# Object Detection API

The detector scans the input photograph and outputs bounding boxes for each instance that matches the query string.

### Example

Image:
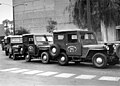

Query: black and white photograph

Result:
[0,0,120,86]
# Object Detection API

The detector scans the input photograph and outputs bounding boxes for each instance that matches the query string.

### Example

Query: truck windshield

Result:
[36,36,46,42]
[81,33,95,40]
[80,32,97,45]
[11,37,22,43]
[46,36,53,42]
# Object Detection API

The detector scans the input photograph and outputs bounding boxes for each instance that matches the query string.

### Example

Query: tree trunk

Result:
[101,21,116,42]
[101,21,108,42]
[107,23,116,42]
[87,0,92,31]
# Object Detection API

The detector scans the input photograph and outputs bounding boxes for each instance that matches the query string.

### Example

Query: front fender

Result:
[82,46,107,58]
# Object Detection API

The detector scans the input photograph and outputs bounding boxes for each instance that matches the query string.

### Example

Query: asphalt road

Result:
[0,48,120,86]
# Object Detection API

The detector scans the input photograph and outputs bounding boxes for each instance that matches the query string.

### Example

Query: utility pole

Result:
[87,0,92,31]
[13,6,15,35]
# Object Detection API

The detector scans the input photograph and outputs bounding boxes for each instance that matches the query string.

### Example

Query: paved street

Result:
[0,48,120,86]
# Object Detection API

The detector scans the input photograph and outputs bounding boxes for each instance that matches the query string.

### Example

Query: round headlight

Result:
[52,47,57,53]
[21,48,23,51]
[113,44,116,50]
[104,45,109,50]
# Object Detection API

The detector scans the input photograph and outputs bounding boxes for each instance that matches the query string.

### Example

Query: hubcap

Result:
[26,55,29,59]
[96,57,103,64]
[52,48,56,53]
[61,56,65,62]
[43,55,47,60]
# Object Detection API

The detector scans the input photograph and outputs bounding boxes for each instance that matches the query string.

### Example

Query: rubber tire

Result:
[92,53,107,68]
[25,53,31,62]
[75,61,80,64]
[49,44,60,57]
[5,50,9,56]
[41,52,50,64]
[115,45,120,59]
[108,62,116,66]
[2,47,4,51]
[9,53,12,59]
[108,57,119,66]
[13,54,17,60]
[58,52,68,66]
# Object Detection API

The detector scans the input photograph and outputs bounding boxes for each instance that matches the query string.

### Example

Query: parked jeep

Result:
[4,35,23,60]
[49,29,120,68]
[23,33,53,64]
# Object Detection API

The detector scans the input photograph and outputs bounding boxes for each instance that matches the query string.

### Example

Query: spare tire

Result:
[115,45,120,58]
[49,44,60,57]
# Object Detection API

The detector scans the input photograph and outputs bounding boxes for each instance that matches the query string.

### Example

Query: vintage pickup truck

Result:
[23,33,53,64]
[49,29,120,68]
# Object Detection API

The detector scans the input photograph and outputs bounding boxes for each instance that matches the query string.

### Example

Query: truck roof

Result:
[4,35,22,39]
[53,29,93,33]
[22,33,52,37]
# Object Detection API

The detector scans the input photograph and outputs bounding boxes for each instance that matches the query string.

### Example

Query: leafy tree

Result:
[2,19,12,36]
[46,18,57,33]
[66,0,120,29]
[66,0,120,41]
[15,27,30,35]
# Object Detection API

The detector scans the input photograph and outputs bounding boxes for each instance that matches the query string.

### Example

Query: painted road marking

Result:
[10,69,30,73]
[99,76,120,81]
[22,70,43,75]
[0,68,20,72]
[37,71,58,76]
[75,75,96,79]
[54,73,75,78]
[0,67,120,82]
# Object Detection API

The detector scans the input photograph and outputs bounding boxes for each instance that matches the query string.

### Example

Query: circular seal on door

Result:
[67,46,77,52]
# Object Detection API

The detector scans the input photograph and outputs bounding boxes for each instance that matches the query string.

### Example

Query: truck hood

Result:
[83,44,106,50]
[37,44,50,48]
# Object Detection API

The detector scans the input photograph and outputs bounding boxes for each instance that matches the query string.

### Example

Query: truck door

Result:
[66,32,82,56]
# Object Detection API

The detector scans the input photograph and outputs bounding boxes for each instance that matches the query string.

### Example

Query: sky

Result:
[0,0,13,24]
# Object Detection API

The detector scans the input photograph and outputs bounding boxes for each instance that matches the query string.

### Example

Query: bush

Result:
[15,27,30,35]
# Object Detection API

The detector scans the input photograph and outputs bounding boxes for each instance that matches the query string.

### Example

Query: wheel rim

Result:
[26,55,29,59]
[96,57,103,64]
[43,55,47,61]
[13,54,16,59]
[61,56,66,62]
[52,47,56,53]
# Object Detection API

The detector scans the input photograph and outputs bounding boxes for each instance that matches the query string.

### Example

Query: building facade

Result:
[13,0,119,41]
[13,0,76,34]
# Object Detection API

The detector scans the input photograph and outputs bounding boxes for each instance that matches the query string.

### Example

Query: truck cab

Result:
[4,35,23,60]
[49,29,120,68]
[23,33,53,64]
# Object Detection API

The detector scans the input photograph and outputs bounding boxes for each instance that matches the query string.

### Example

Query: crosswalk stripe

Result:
[99,76,120,81]
[0,68,20,72]
[0,67,120,82]
[22,70,43,74]
[54,73,75,78]
[37,71,58,76]
[10,69,30,73]
[75,75,96,79]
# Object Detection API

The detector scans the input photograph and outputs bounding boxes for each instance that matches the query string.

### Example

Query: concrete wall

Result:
[13,0,76,34]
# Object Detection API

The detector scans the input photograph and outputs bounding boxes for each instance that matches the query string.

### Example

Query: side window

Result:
[23,37,28,43]
[29,38,34,44]
[68,34,77,43]
[57,35,64,40]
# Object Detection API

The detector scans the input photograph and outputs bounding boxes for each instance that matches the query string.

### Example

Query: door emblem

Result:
[67,46,77,52]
